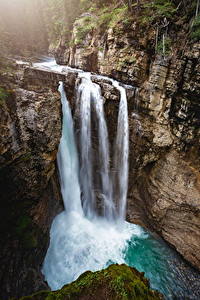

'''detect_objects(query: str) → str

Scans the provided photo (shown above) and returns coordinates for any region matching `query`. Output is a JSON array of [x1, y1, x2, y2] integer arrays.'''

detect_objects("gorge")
[[0, 0, 200, 299], [33, 58, 200, 298]]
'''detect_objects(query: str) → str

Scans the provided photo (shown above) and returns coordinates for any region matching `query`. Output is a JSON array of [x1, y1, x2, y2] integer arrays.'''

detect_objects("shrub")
[[157, 36, 172, 55], [191, 16, 200, 42], [144, 0, 177, 22]]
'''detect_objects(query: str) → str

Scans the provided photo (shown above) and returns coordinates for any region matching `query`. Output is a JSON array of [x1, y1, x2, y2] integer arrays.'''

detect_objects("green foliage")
[[0, 87, 8, 105], [106, 5, 129, 28], [157, 37, 172, 55], [118, 55, 136, 70], [74, 3, 130, 44], [0, 87, 12, 106], [74, 15, 96, 44], [191, 16, 200, 41], [144, 0, 177, 22]]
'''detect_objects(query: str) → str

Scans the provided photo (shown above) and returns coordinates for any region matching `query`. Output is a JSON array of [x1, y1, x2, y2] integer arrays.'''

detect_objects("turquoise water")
[[123, 231, 200, 299]]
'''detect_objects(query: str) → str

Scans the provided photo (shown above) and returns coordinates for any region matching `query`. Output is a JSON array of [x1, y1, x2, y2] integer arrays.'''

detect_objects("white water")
[[112, 82, 129, 220], [57, 82, 82, 214], [41, 59, 144, 290], [76, 72, 115, 219], [76, 73, 95, 217]]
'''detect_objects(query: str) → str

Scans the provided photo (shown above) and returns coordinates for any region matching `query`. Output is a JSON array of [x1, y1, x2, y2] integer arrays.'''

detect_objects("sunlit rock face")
[[56, 11, 200, 270], [0, 59, 62, 299]]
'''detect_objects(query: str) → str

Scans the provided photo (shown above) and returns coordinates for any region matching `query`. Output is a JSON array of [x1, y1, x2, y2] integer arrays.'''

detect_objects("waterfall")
[[31, 59, 200, 300], [112, 82, 129, 220], [42, 72, 135, 290], [57, 82, 82, 215], [76, 74, 95, 217], [76, 72, 115, 220]]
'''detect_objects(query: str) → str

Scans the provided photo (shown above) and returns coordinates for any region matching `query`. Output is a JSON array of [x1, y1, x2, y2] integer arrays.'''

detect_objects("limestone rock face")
[[0, 59, 62, 299]]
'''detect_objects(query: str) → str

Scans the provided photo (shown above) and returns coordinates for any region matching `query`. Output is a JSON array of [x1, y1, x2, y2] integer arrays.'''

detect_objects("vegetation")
[[72, 3, 130, 46], [191, 15, 200, 41], [144, 0, 177, 21], [0, 87, 8, 105], [18, 264, 162, 300], [0, 0, 199, 56]]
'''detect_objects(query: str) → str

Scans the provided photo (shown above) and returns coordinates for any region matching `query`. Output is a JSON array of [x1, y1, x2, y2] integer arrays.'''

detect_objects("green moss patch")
[[0, 87, 9, 105], [18, 264, 163, 300], [191, 16, 200, 41]]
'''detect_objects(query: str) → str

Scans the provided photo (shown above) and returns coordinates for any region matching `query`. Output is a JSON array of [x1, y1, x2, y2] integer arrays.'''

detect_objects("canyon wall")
[[0, 1, 200, 296], [0, 59, 62, 299], [55, 2, 200, 271]]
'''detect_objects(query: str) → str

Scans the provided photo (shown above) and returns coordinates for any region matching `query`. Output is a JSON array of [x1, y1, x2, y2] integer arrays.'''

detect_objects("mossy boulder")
[[18, 264, 163, 300]]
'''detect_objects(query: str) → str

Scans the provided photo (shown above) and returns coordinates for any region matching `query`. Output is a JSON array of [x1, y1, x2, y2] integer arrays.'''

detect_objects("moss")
[[15, 216, 32, 235], [15, 216, 38, 249], [144, 0, 177, 21], [22, 232, 38, 249], [117, 55, 136, 70], [18, 264, 163, 300], [191, 16, 200, 42], [74, 3, 130, 44], [0, 87, 9, 106]]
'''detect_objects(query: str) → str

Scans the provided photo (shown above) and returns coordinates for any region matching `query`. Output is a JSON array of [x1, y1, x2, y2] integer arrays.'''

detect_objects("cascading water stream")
[[42, 77, 136, 291], [39, 59, 200, 299], [76, 74, 95, 217], [57, 82, 82, 214], [76, 72, 115, 220], [112, 82, 129, 220]]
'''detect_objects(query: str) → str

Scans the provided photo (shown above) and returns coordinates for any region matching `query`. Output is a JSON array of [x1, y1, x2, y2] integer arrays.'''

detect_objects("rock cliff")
[[0, 58, 62, 299], [55, 0, 200, 270]]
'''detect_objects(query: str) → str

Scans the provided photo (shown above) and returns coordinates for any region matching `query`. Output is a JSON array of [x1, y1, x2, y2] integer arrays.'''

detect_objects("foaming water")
[[40, 60, 200, 299], [43, 211, 143, 290]]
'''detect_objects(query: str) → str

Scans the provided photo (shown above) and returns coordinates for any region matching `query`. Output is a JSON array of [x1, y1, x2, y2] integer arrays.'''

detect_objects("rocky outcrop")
[[0, 59, 62, 299], [55, 2, 200, 271], [137, 151, 200, 269], [17, 264, 163, 300], [127, 46, 200, 270]]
